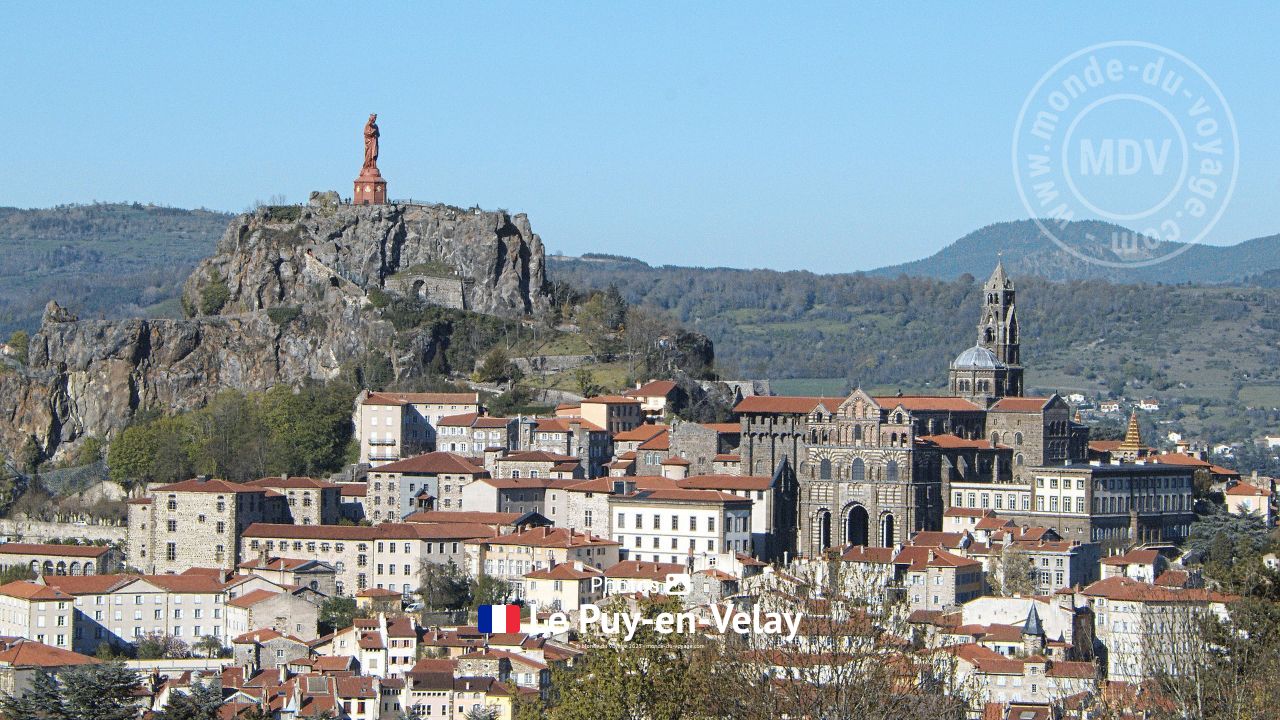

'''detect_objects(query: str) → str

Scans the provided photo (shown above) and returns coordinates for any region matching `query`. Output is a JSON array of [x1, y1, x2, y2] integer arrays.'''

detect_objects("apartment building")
[[368, 452, 489, 519], [676, 474, 781, 559], [489, 451, 583, 482], [547, 476, 676, 537], [0, 581, 74, 650], [436, 413, 519, 454], [244, 475, 342, 525], [355, 391, 482, 466], [127, 478, 288, 575], [609, 488, 753, 566], [241, 522, 496, 596], [578, 396, 643, 435], [897, 546, 985, 613], [464, 527, 620, 595], [528, 417, 611, 478]]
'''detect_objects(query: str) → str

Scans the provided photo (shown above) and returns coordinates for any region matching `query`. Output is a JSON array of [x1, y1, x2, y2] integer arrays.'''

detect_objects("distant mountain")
[[0, 203, 231, 335], [868, 220, 1280, 284]]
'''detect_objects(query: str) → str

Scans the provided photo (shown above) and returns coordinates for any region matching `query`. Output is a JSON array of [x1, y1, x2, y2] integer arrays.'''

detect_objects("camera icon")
[[662, 573, 691, 596]]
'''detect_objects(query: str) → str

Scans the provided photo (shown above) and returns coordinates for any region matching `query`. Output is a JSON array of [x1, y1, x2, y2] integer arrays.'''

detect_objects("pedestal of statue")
[[354, 169, 387, 205]]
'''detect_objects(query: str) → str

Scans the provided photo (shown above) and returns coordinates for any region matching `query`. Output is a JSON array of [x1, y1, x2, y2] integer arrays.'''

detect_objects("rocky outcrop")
[[0, 203, 552, 460]]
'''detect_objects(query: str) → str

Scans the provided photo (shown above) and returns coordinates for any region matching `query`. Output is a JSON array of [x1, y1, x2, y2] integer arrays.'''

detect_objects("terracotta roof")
[[613, 488, 752, 505], [237, 557, 319, 572], [39, 574, 137, 595], [613, 424, 669, 442], [152, 478, 269, 493], [525, 562, 604, 581], [1225, 483, 1271, 497], [563, 476, 676, 493], [605, 560, 686, 580], [374, 452, 490, 476], [1101, 548, 1160, 566], [535, 417, 605, 433], [243, 523, 381, 541], [228, 589, 282, 609], [338, 482, 367, 497], [989, 397, 1053, 412], [0, 639, 98, 668], [246, 476, 336, 490], [438, 412, 480, 427], [896, 546, 981, 571], [916, 434, 1002, 450], [1154, 569, 1192, 588], [734, 396, 839, 414], [581, 395, 641, 405], [1082, 576, 1235, 603], [678, 474, 772, 491], [362, 391, 479, 406], [0, 581, 71, 600], [908, 531, 971, 548], [636, 432, 670, 451], [356, 588, 400, 598], [659, 456, 691, 466], [943, 507, 992, 518], [1150, 452, 1239, 476], [469, 526, 618, 549], [0, 542, 110, 558], [141, 574, 230, 594], [624, 380, 678, 397], [231, 628, 306, 645]]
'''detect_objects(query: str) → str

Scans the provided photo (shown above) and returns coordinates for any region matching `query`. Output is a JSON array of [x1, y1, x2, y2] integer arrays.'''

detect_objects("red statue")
[[362, 114, 380, 171], [355, 113, 387, 204]]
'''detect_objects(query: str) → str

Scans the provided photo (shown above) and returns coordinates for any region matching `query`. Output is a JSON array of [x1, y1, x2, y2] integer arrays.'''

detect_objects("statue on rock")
[[354, 113, 387, 204]]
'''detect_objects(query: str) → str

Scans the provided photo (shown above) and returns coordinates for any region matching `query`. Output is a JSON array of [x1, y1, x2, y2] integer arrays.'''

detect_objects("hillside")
[[867, 219, 1280, 284], [0, 203, 231, 334], [550, 256, 1280, 442]]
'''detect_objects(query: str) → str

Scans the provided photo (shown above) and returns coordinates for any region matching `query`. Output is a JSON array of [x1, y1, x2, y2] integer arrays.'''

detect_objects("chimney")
[[278, 664, 287, 685], [281, 473, 288, 481]]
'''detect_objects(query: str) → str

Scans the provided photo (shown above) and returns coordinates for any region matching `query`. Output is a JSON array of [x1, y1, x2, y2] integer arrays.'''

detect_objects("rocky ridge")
[[0, 202, 551, 460]]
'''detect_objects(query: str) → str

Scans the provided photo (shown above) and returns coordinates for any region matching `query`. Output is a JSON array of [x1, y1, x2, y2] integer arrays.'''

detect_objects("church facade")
[[736, 265, 1090, 558]]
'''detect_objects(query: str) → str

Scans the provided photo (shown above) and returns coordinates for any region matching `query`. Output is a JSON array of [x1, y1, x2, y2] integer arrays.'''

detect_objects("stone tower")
[[949, 263, 1025, 404], [1021, 604, 1046, 656], [1113, 411, 1147, 462]]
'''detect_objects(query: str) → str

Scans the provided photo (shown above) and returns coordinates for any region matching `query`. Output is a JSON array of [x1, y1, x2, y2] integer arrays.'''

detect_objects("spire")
[[987, 261, 1009, 289], [1022, 604, 1044, 637], [1118, 411, 1143, 453]]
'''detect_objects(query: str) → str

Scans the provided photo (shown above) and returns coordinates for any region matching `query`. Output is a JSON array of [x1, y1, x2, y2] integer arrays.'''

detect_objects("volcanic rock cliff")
[[0, 202, 551, 459]]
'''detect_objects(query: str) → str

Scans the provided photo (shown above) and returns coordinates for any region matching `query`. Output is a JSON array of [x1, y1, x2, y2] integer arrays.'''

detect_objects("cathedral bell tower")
[[949, 263, 1025, 404]]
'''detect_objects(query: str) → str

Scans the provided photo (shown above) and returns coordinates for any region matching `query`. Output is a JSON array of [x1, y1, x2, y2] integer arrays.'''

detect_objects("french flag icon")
[[478, 604, 521, 634]]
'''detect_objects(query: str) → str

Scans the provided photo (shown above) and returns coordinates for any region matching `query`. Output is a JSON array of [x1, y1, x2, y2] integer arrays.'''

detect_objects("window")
[[166, 543, 177, 561], [167, 520, 177, 532]]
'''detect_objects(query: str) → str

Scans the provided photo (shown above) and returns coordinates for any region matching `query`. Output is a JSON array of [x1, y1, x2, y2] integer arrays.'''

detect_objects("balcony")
[[367, 438, 397, 446]]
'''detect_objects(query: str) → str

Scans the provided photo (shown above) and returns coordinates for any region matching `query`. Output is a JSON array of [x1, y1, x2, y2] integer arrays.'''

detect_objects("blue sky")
[[1, 3, 1276, 271]]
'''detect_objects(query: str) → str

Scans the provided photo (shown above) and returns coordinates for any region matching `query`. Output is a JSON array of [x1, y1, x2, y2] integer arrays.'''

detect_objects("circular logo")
[[1012, 41, 1238, 268]]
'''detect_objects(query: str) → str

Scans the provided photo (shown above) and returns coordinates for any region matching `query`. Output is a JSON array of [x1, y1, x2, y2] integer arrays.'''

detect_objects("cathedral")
[[736, 265, 1090, 558]]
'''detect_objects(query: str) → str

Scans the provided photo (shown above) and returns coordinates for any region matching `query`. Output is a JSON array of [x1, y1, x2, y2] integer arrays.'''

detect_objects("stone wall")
[[0, 518, 126, 545]]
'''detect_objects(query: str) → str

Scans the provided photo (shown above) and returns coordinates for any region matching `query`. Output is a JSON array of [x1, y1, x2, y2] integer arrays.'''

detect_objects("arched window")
[[886, 460, 899, 483], [42, 561, 53, 576], [69, 562, 81, 576], [819, 459, 832, 480], [853, 425, 862, 441], [851, 458, 865, 482], [1015, 432, 1023, 445]]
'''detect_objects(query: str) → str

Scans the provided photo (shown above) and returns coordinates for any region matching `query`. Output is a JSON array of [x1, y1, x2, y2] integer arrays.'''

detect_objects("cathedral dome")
[[952, 345, 1005, 369]]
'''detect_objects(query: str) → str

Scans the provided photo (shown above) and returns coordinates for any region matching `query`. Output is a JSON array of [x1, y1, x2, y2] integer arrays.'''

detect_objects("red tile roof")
[[0, 542, 110, 558], [874, 396, 982, 412], [535, 417, 605, 433], [613, 488, 752, 505], [38, 574, 137, 595], [734, 396, 840, 414], [470, 526, 618, 549], [581, 395, 641, 405], [338, 483, 367, 497], [227, 589, 283, 609], [563, 476, 676, 493], [374, 452, 490, 476], [613, 424, 669, 442], [525, 562, 604, 581], [246, 476, 336, 490], [404, 510, 524, 525], [636, 432, 670, 451], [1225, 483, 1271, 497], [500, 451, 579, 463], [1082, 576, 1235, 603], [0, 639, 98, 668], [624, 380, 678, 398], [362, 392, 479, 406], [605, 560, 686, 580], [989, 397, 1053, 412], [152, 478, 269, 493], [0, 581, 71, 600]]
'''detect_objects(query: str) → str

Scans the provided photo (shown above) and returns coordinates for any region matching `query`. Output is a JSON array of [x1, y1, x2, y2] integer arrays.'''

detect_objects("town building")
[[127, 477, 289, 575], [578, 396, 644, 435], [435, 413, 519, 454], [523, 561, 605, 612], [528, 417, 611, 477], [1224, 481, 1273, 525], [368, 452, 489, 520], [0, 542, 118, 577], [464, 527, 620, 595], [623, 380, 679, 421], [355, 391, 481, 466], [245, 475, 343, 525], [735, 266, 1091, 558], [609, 488, 753, 566], [0, 581, 74, 650]]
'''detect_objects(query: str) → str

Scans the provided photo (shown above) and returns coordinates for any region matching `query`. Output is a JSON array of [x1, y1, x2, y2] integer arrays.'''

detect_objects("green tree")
[[0, 564, 35, 584], [59, 662, 142, 720], [475, 346, 515, 384], [319, 595, 358, 632], [198, 270, 231, 315], [17, 435, 42, 474], [6, 330, 29, 365], [195, 635, 224, 659], [418, 560, 471, 611], [998, 545, 1036, 597], [470, 574, 513, 609], [153, 678, 223, 720]]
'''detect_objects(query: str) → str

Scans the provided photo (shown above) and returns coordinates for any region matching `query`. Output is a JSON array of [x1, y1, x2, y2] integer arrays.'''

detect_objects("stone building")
[[126, 478, 289, 575], [737, 266, 1091, 558], [367, 452, 490, 519], [0, 543, 118, 577], [355, 391, 482, 466], [245, 475, 342, 526], [668, 421, 742, 476]]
